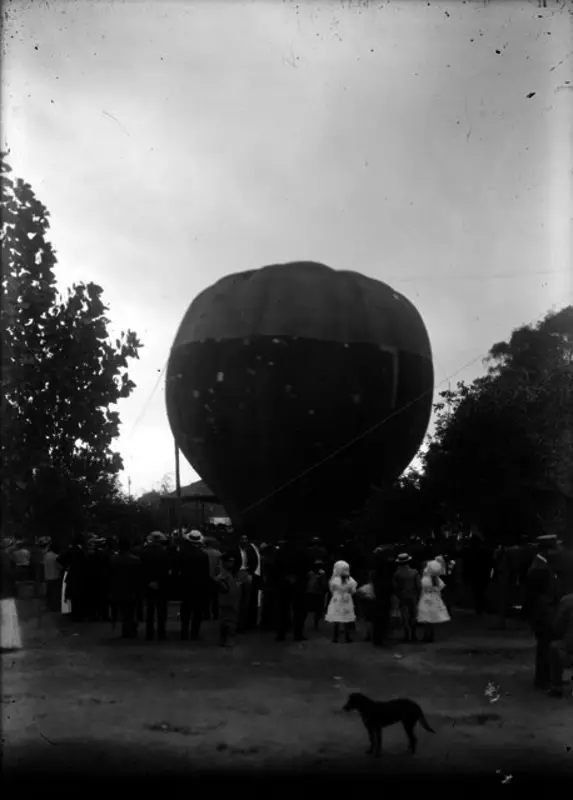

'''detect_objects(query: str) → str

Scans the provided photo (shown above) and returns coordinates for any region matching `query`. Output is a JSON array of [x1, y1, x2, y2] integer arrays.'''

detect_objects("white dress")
[[325, 576, 357, 623], [1, 597, 22, 651], [417, 575, 450, 624]]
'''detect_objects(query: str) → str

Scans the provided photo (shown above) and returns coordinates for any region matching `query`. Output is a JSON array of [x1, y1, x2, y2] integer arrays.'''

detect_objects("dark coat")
[[177, 545, 210, 600], [58, 545, 86, 600], [83, 550, 110, 597], [93, 550, 112, 598], [553, 550, 573, 597], [466, 542, 494, 585], [274, 544, 311, 589], [524, 557, 558, 635], [109, 553, 142, 602], [308, 544, 329, 567], [372, 555, 395, 607], [140, 544, 171, 592], [261, 549, 277, 585], [552, 592, 573, 650], [216, 567, 240, 623]]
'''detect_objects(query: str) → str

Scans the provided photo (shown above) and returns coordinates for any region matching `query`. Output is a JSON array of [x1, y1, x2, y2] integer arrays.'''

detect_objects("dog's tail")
[[418, 710, 436, 734]]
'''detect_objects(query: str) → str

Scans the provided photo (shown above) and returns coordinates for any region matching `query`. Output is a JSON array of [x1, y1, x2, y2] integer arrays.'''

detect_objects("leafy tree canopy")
[[422, 307, 573, 543], [342, 307, 573, 548], [342, 469, 434, 549], [1, 153, 143, 540]]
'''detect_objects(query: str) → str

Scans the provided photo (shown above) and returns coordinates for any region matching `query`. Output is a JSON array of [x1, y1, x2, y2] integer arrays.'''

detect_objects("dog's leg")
[[364, 723, 374, 755], [374, 727, 382, 757], [403, 721, 417, 754]]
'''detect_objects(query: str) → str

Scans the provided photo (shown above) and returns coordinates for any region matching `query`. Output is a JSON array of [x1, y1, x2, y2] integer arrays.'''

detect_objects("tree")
[[138, 490, 163, 508], [159, 474, 174, 496], [1, 153, 143, 539], [421, 307, 573, 544], [86, 491, 165, 541], [342, 469, 433, 550]]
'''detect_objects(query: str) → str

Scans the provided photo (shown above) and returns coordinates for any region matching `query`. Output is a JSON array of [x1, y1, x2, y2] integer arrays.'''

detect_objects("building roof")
[[164, 480, 220, 503]]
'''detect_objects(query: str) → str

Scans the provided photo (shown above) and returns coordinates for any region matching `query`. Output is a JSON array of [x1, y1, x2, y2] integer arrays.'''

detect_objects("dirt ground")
[[3, 600, 572, 783]]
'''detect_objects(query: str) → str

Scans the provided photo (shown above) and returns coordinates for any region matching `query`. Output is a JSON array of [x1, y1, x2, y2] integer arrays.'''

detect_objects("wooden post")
[[175, 440, 182, 533]]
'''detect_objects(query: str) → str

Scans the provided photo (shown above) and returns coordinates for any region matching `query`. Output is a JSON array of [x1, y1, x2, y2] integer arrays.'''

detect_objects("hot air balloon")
[[166, 262, 433, 543]]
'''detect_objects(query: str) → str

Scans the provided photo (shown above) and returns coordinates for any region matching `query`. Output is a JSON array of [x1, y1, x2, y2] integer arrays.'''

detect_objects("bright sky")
[[3, 0, 571, 498]]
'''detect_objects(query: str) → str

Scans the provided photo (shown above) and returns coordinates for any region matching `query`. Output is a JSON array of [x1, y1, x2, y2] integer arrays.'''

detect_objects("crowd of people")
[[1, 528, 572, 697]]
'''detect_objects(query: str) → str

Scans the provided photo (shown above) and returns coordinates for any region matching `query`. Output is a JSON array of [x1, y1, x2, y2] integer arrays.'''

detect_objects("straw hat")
[[395, 553, 412, 565], [184, 530, 204, 545]]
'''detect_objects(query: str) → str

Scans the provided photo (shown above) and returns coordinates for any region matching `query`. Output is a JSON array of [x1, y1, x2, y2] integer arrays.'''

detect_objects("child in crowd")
[[215, 552, 241, 647], [393, 553, 421, 643], [325, 560, 357, 644], [417, 559, 450, 643], [306, 560, 328, 630]]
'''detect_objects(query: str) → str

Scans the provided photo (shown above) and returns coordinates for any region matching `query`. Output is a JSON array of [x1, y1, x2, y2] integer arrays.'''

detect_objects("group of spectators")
[[2, 527, 572, 691]]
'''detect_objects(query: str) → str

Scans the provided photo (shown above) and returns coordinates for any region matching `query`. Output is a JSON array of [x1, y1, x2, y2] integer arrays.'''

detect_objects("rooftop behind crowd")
[[1, 527, 572, 698]]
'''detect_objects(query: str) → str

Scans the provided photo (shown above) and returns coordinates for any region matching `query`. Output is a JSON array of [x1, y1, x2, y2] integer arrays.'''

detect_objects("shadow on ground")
[[3, 601, 572, 782]]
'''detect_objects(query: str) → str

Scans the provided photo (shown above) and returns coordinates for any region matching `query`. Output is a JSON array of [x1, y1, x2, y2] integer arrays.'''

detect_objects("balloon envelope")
[[166, 262, 433, 540]]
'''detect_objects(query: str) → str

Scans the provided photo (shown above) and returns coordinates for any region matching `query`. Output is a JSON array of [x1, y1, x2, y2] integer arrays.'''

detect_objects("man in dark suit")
[[274, 539, 310, 642], [178, 530, 210, 640], [234, 534, 262, 631], [140, 531, 171, 641], [372, 547, 395, 647], [524, 536, 559, 690], [109, 538, 142, 638], [59, 535, 88, 623], [467, 535, 493, 616], [548, 590, 573, 698], [308, 537, 329, 568]]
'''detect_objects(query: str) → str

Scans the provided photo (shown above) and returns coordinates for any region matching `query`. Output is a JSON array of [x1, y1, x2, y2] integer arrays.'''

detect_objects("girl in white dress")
[[325, 560, 357, 643], [417, 559, 450, 642], [1, 538, 23, 652]]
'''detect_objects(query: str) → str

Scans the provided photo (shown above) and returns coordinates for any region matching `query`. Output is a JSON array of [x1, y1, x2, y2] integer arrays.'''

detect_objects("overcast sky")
[[3, 0, 571, 497]]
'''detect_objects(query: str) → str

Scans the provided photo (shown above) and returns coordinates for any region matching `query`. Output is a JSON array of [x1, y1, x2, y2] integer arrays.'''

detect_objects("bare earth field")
[[3, 600, 572, 788]]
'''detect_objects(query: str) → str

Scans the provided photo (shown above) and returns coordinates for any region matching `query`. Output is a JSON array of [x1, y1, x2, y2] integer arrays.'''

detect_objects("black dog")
[[343, 692, 435, 757]]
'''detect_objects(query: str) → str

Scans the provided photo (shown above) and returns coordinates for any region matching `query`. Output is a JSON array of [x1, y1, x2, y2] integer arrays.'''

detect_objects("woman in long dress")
[[325, 560, 357, 643], [1, 538, 23, 652], [417, 559, 450, 643]]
